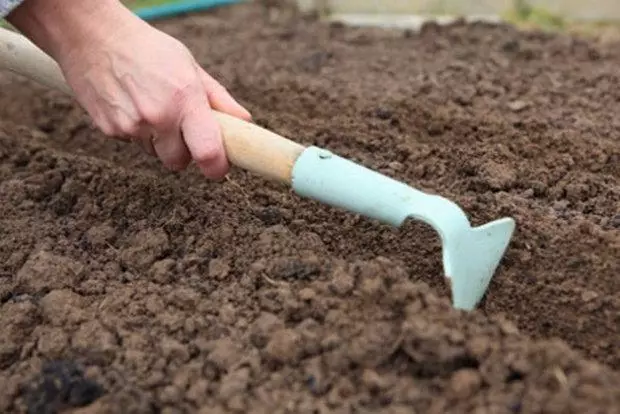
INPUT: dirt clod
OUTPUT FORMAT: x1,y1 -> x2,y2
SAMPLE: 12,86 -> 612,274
264,328 -> 303,364
120,229 -> 170,273
23,360 -> 104,414
16,251 -> 83,295
448,368 -> 482,399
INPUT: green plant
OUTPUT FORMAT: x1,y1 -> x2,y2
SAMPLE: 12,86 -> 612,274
505,0 -> 565,30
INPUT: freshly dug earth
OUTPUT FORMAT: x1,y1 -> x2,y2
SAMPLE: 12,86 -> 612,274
1,3 -> 619,413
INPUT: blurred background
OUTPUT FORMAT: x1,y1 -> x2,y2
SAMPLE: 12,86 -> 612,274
3,0 -> 620,39
122,0 -> 620,39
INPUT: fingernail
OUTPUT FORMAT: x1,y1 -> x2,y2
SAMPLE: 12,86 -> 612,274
200,162 -> 228,181
200,164 -> 216,179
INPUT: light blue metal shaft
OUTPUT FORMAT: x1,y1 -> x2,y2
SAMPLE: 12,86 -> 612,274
291,146 -> 470,231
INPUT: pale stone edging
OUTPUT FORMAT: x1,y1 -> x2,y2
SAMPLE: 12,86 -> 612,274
296,0 -> 620,22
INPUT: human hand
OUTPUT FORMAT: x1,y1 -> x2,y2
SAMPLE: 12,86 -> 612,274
7,0 -> 251,179
62,22 -> 251,179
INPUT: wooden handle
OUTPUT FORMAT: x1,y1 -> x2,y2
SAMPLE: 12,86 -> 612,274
0,27 -> 305,184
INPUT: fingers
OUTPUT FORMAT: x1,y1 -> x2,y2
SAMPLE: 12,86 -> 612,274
132,118 -> 193,173
180,94 -> 229,180
112,82 -> 226,177
152,124 -> 192,171
199,70 -> 252,121
90,68 -> 238,179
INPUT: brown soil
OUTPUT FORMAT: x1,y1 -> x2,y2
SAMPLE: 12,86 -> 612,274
1,3 -> 619,413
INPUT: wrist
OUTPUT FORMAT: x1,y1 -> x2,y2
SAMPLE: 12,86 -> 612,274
6,0 -> 140,64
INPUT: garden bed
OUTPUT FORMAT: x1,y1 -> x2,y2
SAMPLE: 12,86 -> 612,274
0,2 -> 618,413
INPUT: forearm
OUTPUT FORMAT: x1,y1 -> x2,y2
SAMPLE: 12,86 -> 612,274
5,0 -> 141,64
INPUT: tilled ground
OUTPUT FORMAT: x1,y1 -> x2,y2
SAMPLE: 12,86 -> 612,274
0,3 -> 618,413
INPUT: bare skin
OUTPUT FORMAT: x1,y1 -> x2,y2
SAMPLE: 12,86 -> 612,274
6,0 -> 252,179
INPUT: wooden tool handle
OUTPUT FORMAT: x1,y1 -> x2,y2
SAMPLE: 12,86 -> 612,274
0,27 -> 304,184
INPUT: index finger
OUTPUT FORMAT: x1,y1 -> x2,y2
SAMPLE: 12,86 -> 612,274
180,94 -> 229,180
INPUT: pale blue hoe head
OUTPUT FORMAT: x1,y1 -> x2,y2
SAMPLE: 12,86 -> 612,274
440,216 -> 516,310
291,146 -> 516,310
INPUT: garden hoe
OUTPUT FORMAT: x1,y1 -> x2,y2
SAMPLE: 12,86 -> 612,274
0,27 -> 516,311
